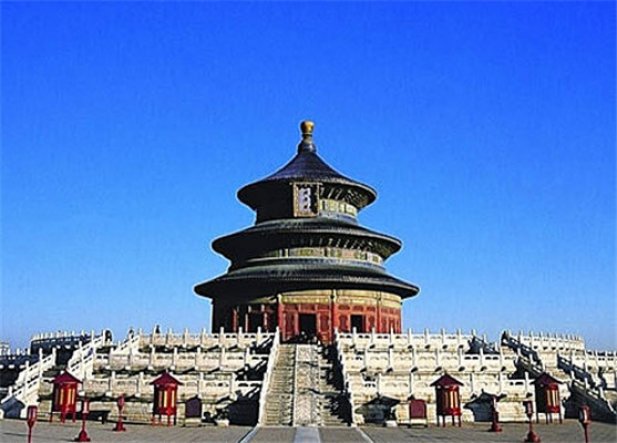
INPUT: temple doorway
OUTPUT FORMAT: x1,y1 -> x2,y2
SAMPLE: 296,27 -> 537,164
299,313 -> 317,338
247,312 -> 263,333
351,315 -> 364,333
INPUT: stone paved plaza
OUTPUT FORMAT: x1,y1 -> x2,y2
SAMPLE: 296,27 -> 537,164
1,419 -> 616,442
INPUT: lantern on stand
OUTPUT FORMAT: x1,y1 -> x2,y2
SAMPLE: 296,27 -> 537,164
26,405 -> 38,443
430,374 -> 463,427
533,373 -> 563,424
523,398 -> 541,443
50,371 -> 81,423
488,393 -> 506,433
151,372 -> 182,426
578,404 -> 591,443
74,398 -> 91,442
113,394 -> 127,432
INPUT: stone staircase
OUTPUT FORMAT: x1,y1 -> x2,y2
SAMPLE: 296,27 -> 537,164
317,346 -> 350,426
261,343 -> 350,426
263,344 -> 295,426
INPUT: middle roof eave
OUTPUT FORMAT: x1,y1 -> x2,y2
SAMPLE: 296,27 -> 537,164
212,217 -> 403,260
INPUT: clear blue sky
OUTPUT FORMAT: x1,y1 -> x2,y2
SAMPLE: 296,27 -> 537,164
2,2 -> 615,349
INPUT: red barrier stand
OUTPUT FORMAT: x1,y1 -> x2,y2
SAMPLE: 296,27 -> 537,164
113,394 -> 126,432
523,399 -> 541,443
578,404 -> 591,443
74,398 -> 91,442
26,405 -> 38,443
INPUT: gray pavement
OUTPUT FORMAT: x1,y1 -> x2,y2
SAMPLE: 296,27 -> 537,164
362,421 -> 617,443
1,419 -> 616,443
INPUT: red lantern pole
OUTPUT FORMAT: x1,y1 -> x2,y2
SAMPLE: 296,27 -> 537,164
524,400 -> 541,443
74,398 -> 91,442
578,404 -> 591,443
113,394 -> 126,432
489,396 -> 502,433
26,405 -> 38,443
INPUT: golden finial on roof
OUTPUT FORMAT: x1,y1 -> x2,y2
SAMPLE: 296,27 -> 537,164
298,120 -> 316,153
300,120 -> 315,138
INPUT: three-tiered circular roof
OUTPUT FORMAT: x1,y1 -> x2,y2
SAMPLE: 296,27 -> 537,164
194,121 -> 419,300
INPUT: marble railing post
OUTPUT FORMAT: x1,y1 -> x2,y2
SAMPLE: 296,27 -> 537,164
195,347 -> 201,369
171,347 -> 178,369
108,371 -> 115,394
219,326 -> 224,346
229,373 -> 235,398
137,371 -> 144,397
166,328 -> 174,346
220,347 -> 226,368
237,327 -> 243,347
38,349 -> 44,377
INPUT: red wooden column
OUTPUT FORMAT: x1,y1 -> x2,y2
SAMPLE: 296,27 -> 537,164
263,305 -> 269,331
277,295 -> 284,336
376,295 -> 382,333
231,307 -> 238,332
331,293 -> 338,336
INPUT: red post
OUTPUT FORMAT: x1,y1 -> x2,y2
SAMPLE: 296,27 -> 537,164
524,400 -> 541,443
113,394 -> 126,432
578,404 -> 591,443
489,396 -> 502,432
74,398 -> 91,442
26,405 -> 38,443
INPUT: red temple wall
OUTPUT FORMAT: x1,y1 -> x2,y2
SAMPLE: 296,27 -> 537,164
212,290 -> 402,343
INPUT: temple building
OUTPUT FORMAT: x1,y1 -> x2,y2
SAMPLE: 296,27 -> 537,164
195,121 -> 419,342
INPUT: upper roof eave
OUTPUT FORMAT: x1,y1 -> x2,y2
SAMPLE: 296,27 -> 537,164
237,150 -> 377,210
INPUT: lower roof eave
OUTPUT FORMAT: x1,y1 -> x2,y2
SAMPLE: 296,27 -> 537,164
194,278 -> 419,302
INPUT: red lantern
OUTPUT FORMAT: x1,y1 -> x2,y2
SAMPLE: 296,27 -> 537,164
489,394 -> 504,433
430,374 -> 463,427
523,399 -> 541,443
151,372 -> 183,426
578,404 -> 591,443
533,373 -> 563,424
113,394 -> 127,432
74,398 -> 91,442
50,371 -> 81,423
26,405 -> 38,443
